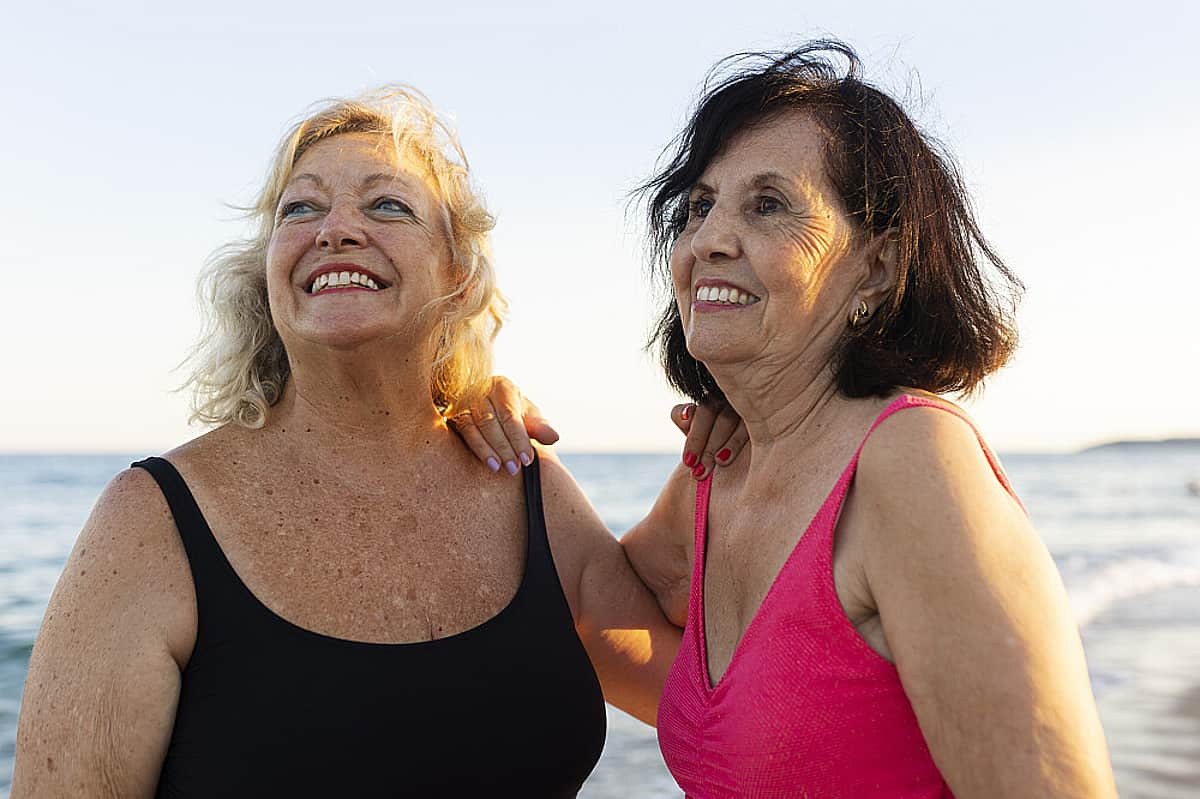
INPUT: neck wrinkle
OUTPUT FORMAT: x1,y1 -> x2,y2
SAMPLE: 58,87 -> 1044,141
710,351 -> 847,467
268,341 -> 448,453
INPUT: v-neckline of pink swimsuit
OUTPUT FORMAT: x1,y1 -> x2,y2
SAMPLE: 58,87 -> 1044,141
658,395 -> 1016,797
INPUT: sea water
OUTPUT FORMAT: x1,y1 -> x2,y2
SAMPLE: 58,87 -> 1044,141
1,449 -> 1198,798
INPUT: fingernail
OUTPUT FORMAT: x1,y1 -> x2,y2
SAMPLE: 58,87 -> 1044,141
716,448 -> 731,462
486,457 -> 500,472
692,464 -> 706,478
519,451 -> 532,466
683,451 -> 698,468
681,404 -> 692,421
505,460 -> 519,476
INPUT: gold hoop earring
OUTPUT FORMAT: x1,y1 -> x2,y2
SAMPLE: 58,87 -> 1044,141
849,299 -> 870,328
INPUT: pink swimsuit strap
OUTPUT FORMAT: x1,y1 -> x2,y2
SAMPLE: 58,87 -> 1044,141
692,394 -> 1019,558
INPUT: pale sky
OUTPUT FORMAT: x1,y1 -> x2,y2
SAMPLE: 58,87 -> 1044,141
2,1 -> 1196,454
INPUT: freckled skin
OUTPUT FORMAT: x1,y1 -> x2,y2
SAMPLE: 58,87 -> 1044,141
14,129 -> 685,797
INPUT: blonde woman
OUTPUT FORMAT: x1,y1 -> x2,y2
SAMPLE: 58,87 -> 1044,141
12,88 -> 730,797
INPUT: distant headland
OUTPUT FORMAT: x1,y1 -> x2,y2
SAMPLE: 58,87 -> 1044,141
1080,437 -> 1200,453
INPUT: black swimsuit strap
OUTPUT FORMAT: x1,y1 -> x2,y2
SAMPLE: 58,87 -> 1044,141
131,456 -> 227,579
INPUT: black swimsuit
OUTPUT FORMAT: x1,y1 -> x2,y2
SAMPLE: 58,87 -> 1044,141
133,454 -> 606,798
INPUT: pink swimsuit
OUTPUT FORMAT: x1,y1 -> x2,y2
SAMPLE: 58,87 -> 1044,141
658,395 -> 1018,798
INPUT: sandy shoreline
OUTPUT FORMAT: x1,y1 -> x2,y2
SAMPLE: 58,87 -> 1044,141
1084,587 -> 1200,799
1175,681 -> 1200,723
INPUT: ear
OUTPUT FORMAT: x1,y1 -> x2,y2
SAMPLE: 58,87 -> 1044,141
857,228 -> 900,312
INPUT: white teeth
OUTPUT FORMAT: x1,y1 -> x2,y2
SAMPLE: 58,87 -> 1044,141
695,284 -> 759,305
310,270 -> 383,294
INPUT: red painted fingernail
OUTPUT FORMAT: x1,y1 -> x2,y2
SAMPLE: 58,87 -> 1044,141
692,464 -> 706,478
683,451 -> 698,468
680,404 -> 692,421
716,448 -> 731,462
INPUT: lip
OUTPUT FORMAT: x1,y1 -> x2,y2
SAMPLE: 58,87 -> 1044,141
303,262 -> 391,291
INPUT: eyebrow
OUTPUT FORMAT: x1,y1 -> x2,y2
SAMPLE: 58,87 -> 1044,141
749,171 -> 796,189
289,172 -> 326,190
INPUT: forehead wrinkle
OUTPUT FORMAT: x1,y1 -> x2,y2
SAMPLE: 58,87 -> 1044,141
360,170 -> 431,196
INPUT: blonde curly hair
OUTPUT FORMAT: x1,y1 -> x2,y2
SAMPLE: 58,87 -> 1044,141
183,86 -> 506,428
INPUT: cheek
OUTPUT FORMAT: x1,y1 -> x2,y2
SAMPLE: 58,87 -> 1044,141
265,227 -> 311,281
668,245 -> 692,320
668,238 -> 692,291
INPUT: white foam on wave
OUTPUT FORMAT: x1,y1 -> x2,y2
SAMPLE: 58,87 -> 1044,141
1067,556 -> 1200,628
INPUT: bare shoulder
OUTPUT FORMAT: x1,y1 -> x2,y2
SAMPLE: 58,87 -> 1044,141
852,397 -> 1036,600
532,445 -> 592,533
855,398 -> 1016,518
531,445 -> 580,508
847,399 -> 1117,795
55,465 -> 197,663
530,446 -> 612,615
77,466 -> 185,580
12,466 -> 197,796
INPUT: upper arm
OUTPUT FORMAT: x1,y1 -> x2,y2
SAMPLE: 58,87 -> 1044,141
619,464 -> 696,627
857,408 -> 1117,798
536,449 -> 683,725
13,468 -> 196,798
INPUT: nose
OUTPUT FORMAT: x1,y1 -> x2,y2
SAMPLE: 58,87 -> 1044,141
316,201 -> 366,251
689,203 -> 741,263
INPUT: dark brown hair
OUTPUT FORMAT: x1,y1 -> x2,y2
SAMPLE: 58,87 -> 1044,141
639,40 -> 1023,402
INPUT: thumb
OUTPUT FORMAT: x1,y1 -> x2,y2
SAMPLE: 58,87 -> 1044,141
671,403 -> 695,436
522,399 -> 560,445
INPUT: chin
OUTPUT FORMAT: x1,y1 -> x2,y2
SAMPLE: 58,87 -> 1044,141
685,334 -> 751,367
295,320 -> 406,353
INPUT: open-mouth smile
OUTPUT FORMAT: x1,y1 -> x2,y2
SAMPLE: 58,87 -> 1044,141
306,266 -> 390,295
693,281 -> 761,308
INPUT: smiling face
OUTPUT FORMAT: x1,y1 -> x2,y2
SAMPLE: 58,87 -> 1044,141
265,132 -> 454,354
670,111 -> 872,372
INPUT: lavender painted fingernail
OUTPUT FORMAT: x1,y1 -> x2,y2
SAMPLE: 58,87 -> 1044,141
519,451 -> 533,466
486,457 -> 501,472
505,460 -> 519,476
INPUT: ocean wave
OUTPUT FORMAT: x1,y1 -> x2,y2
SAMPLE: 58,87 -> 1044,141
1068,556 -> 1200,628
